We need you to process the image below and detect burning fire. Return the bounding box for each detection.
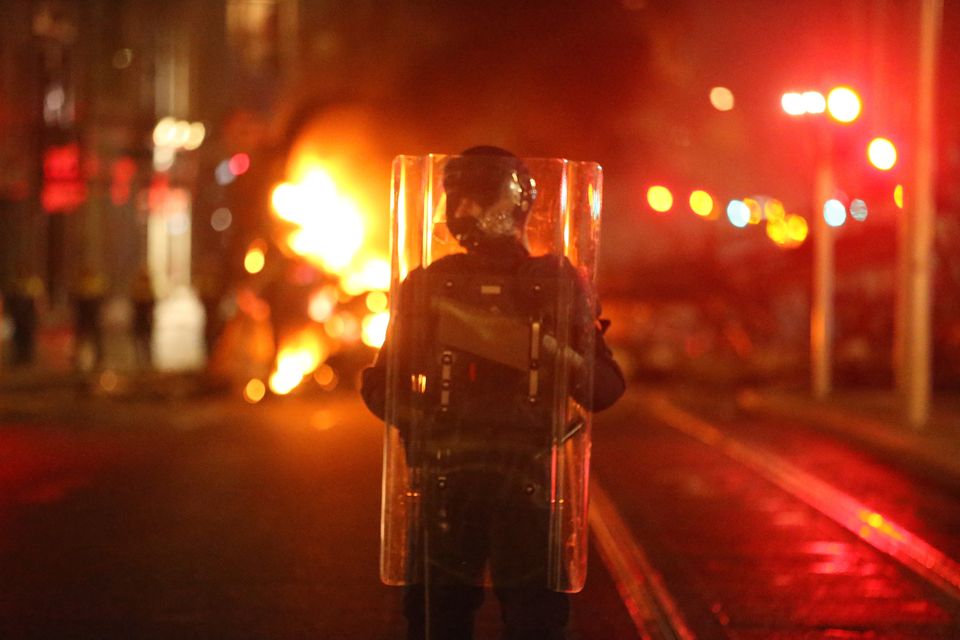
[268,327,328,395]
[260,159,391,396]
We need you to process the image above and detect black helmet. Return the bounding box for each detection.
[442,146,537,250]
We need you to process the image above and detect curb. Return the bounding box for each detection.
[745,390,960,486]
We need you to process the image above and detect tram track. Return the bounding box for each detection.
[588,390,960,638]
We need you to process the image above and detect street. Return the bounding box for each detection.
[0,380,635,639]
[2,380,959,638]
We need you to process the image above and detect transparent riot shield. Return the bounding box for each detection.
[380,153,601,594]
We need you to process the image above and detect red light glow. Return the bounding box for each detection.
[229,153,251,176]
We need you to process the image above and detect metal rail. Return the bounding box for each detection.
[589,479,697,640]
[647,392,960,603]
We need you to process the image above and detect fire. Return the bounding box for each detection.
[257,142,392,396]
[271,169,365,272]
[268,327,328,395]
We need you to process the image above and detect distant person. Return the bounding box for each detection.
[195,257,226,359]
[6,274,44,367]
[361,147,625,639]
[131,267,155,370]
[72,269,107,372]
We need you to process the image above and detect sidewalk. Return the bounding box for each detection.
[1,301,223,402]
[749,387,960,486]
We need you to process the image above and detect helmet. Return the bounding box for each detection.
[442,146,537,250]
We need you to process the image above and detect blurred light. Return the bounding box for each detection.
[270,169,364,272]
[244,242,266,274]
[168,211,189,236]
[153,117,178,147]
[689,190,714,217]
[764,199,786,221]
[215,160,235,185]
[172,120,191,148]
[646,185,673,213]
[340,312,361,344]
[112,48,133,69]
[269,328,327,395]
[313,364,338,390]
[850,198,868,222]
[44,84,66,113]
[867,137,897,171]
[786,214,809,243]
[210,207,232,231]
[153,117,204,151]
[342,258,391,295]
[243,378,266,403]
[308,286,337,322]
[766,219,788,245]
[183,122,206,150]
[365,290,388,313]
[824,199,847,227]
[110,157,137,206]
[826,86,861,123]
[324,315,345,339]
[894,184,904,209]
[153,146,175,172]
[744,197,763,224]
[99,370,119,392]
[726,200,751,227]
[802,91,826,114]
[781,92,806,116]
[310,409,335,431]
[588,183,601,219]
[709,86,735,111]
[271,183,297,219]
[361,311,389,348]
[229,153,250,176]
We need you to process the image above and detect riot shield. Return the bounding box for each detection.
[380,153,601,594]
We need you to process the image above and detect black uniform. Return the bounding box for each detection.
[361,238,624,640]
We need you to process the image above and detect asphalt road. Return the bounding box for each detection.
[0,384,633,639]
[3,381,960,639]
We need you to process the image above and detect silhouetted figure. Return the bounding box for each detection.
[195,258,226,359]
[131,268,155,370]
[6,275,44,367]
[362,148,625,639]
[72,270,106,372]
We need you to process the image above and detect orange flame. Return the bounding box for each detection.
[268,327,328,395]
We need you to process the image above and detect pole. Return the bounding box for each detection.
[811,129,835,401]
[903,0,942,428]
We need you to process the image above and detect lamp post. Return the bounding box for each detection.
[781,86,861,400]
[900,0,942,428]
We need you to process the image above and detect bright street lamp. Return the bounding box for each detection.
[867,137,898,171]
[826,87,862,123]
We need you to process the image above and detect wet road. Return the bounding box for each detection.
[591,389,960,639]
[1,382,959,638]
[0,385,632,639]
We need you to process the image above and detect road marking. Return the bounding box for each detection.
[647,392,960,603]
[590,479,697,640]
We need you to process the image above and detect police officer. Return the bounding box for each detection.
[362,147,624,639]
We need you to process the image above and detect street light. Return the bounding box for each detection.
[689,190,714,217]
[646,185,673,213]
[780,84,861,399]
[826,87,862,123]
[867,137,898,171]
